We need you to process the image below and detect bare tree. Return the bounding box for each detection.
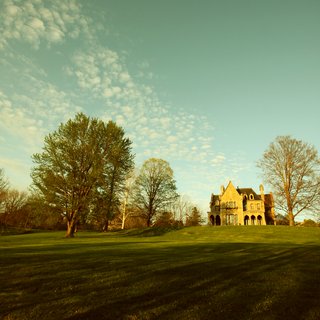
[0,168,9,208]
[133,158,179,227]
[169,194,193,225]
[119,170,136,229]
[257,135,320,226]
[0,189,28,229]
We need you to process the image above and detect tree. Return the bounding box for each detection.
[118,170,136,229]
[0,169,9,230]
[185,206,203,226]
[89,122,134,231]
[170,195,193,225]
[133,158,179,227]
[257,136,320,226]
[31,113,134,237]
[154,211,177,227]
[1,189,28,228]
[25,192,64,230]
[0,168,9,210]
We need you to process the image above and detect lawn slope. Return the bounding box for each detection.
[0,226,319,320]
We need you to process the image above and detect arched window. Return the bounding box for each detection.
[257,215,262,225]
[244,215,249,225]
[249,194,254,200]
[251,215,256,225]
[210,215,215,225]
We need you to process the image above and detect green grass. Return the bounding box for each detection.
[0,226,319,320]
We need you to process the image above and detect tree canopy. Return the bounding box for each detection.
[31,113,134,236]
[257,135,320,226]
[133,158,178,227]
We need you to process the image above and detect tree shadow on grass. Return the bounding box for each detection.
[66,244,320,320]
[112,226,184,237]
[1,241,319,320]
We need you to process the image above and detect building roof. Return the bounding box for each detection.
[236,188,261,200]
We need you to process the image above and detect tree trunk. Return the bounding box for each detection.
[66,219,77,237]
[103,220,109,232]
[288,212,295,226]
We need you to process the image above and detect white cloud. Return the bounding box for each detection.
[167,136,177,143]
[0,74,82,155]
[0,0,91,49]
[211,154,226,165]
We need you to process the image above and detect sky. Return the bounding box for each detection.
[1,0,320,218]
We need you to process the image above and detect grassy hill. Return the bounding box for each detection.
[1,226,319,320]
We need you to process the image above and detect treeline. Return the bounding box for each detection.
[0,113,203,236]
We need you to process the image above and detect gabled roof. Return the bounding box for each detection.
[236,188,261,200]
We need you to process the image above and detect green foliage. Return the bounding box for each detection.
[154,211,181,227]
[302,219,319,227]
[31,113,134,236]
[89,121,134,231]
[133,158,179,227]
[1,227,320,319]
[185,206,203,226]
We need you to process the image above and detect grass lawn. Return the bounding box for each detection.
[0,226,319,320]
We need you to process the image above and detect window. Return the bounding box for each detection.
[250,204,254,210]
[215,200,219,206]
[249,194,254,200]
[257,203,261,211]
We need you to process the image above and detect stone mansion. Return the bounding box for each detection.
[208,181,275,226]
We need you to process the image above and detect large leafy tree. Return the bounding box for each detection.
[133,158,178,227]
[257,135,320,226]
[90,122,134,231]
[31,113,134,237]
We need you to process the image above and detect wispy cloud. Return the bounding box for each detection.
[0,0,251,208]
[0,78,82,155]
[67,46,220,167]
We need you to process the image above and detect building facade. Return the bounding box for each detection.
[208,181,275,226]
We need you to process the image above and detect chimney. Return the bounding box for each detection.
[259,184,265,202]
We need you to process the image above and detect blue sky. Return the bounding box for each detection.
[1,0,320,216]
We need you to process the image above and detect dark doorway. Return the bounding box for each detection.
[216,215,221,226]
[210,215,215,225]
